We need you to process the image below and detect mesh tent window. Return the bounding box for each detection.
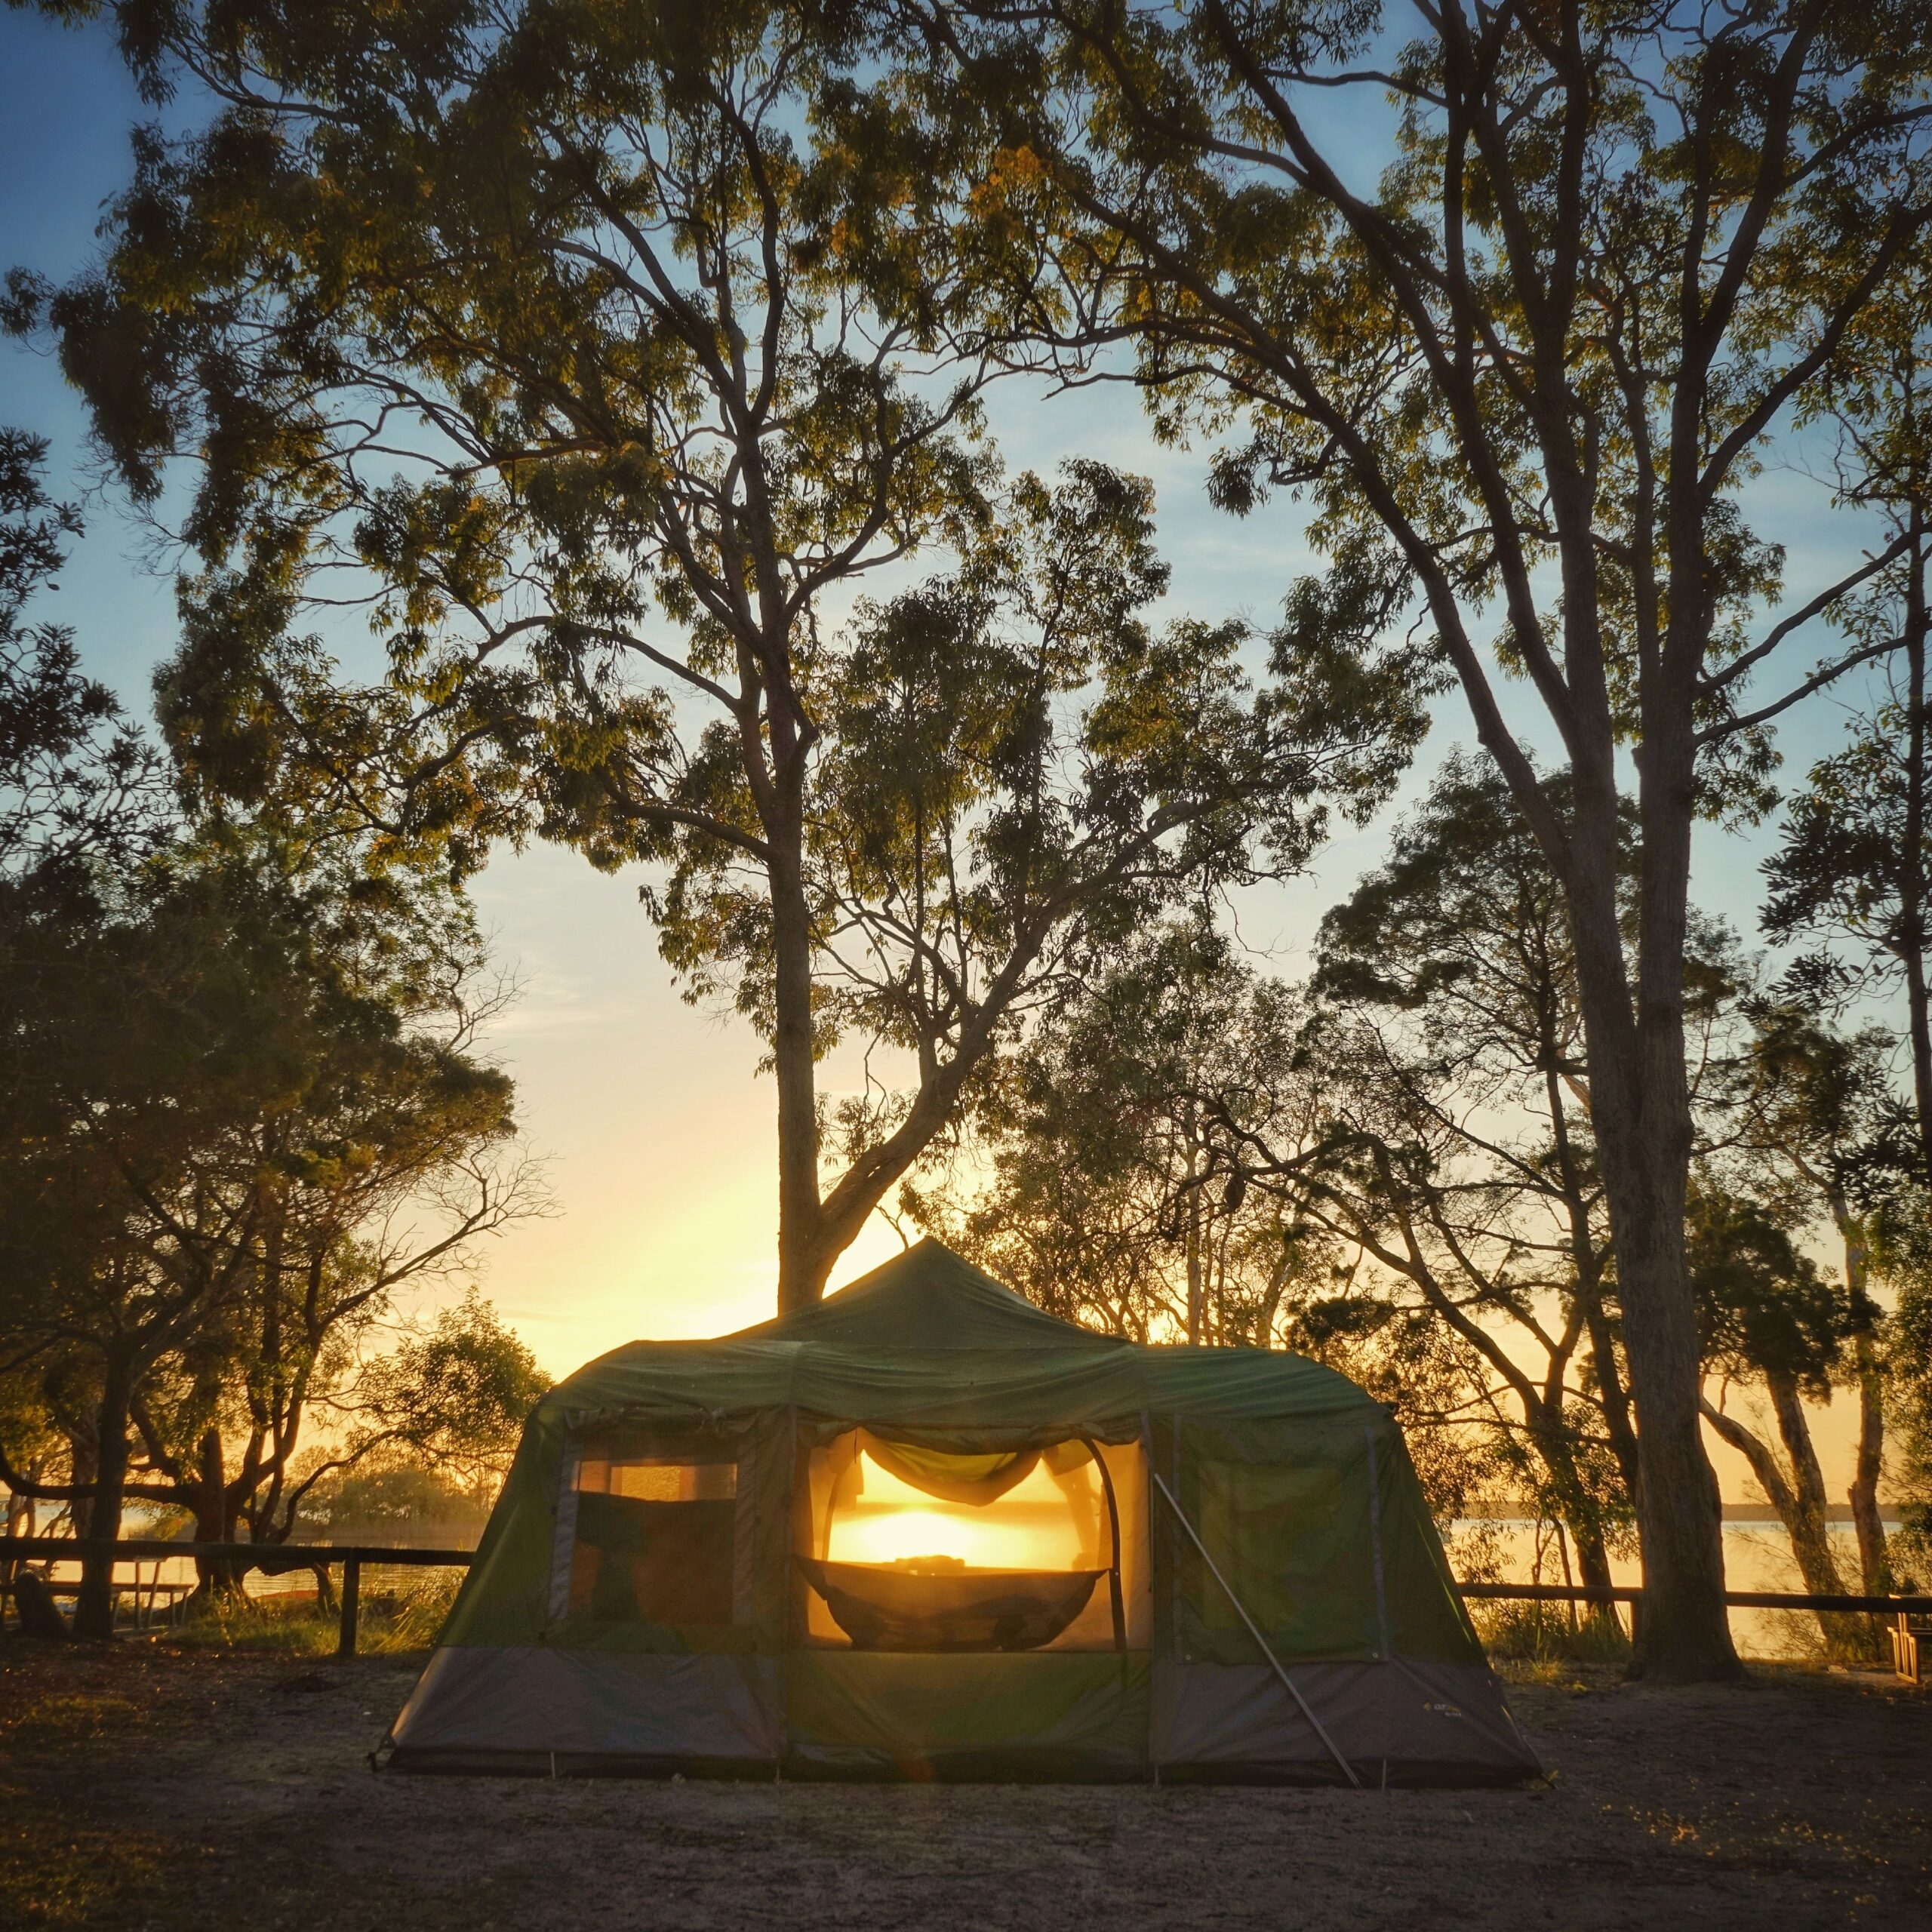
[559,1431,746,1628]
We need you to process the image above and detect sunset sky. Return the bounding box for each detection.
[0,8,1887,1500]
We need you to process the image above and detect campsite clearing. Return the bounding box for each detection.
[1,1641,1924,1930]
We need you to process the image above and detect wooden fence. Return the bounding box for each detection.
[5,1537,1931,1658]
[1,1536,474,1656]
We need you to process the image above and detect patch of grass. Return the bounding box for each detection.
[0,1786,173,1929]
[1474,1597,1633,1666]
[371,1569,463,1652]
[167,1593,337,1656]
[0,1692,143,1746]
[168,1569,461,1657]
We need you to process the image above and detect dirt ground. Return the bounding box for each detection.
[1,1639,1927,1932]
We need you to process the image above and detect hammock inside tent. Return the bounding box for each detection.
[798,1432,1130,1651]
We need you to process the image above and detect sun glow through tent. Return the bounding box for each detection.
[824,1449,1100,1572]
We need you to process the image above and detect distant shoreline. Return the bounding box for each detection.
[1457,1507,1910,1529]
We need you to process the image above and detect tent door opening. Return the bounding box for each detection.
[798,1431,1143,1653]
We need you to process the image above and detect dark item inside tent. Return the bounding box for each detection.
[795,1556,1104,1652]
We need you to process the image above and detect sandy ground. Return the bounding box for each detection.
[2,1639,1927,1932]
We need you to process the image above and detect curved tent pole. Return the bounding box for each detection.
[1077,1435,1128,1654]
[1150,1471,1361,1789]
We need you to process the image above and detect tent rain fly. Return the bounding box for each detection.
[384,1240,1539,1785]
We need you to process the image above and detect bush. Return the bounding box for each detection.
[168,1567,463,1657]
[1472,1597,1632,1665]
[291,1462,492,1547]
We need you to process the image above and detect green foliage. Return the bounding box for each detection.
[1686,1186,1854,1398]
[0,428,166,881]
[1727,1002,1917,1223]
[14,2,1430,1299]
[349,1289,551,1486]
[0,823,537,1529]
[912,912,1331,1345]
[1764,688,1931,1040]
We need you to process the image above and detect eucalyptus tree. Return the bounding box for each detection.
[1288,760,1650,1595]
[1766,257,1932,1180]
[1765,671,1932,1182]
[112,862,541,1567]
[870,0,1932,1677]
[912,914,1340,1345]
[14,1,1420,1309]
[1685,1183,1868,1651]
[1722,1008,1917,1595]
[0,832,537,1628]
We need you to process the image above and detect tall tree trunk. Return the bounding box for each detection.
[1764,1373,1847,1600]
[1578,964,1738,1675]
[1567,1516,1614,1592]
[1767,1371,1880,1660]
[770,812,827,1314]
[1850,1331,1890,1599]
[1835,1208,1891,1598]
[1560,712,1738,1680]
[72,1357,133,1641]
[189,1428,246,1604]
[1901,514,1931,1177]
[1577,1282,1643,1511]
[1564,1512,1626,1638]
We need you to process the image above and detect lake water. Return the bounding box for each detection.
[1451,1518,1904,1658]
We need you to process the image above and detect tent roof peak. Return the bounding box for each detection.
[728,1238,1128,1352]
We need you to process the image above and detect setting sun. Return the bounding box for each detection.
[823,1451,1099,1572]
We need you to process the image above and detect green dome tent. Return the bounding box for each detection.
[386,1240,1537,1785]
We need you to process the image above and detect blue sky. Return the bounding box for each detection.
[0,6,1894,1403]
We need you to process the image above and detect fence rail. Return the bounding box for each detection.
[6,1537,1930,1655]
[1,1536,475,1654]
[1455,1580,1932,1614]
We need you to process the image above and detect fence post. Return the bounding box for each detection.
[337,1555,361,1658]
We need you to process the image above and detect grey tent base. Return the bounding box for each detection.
[385,1745,1158,1783]
[384,1644,1539,1787]
[384,1745,1534,1789]
[384,1749,1531,1787]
